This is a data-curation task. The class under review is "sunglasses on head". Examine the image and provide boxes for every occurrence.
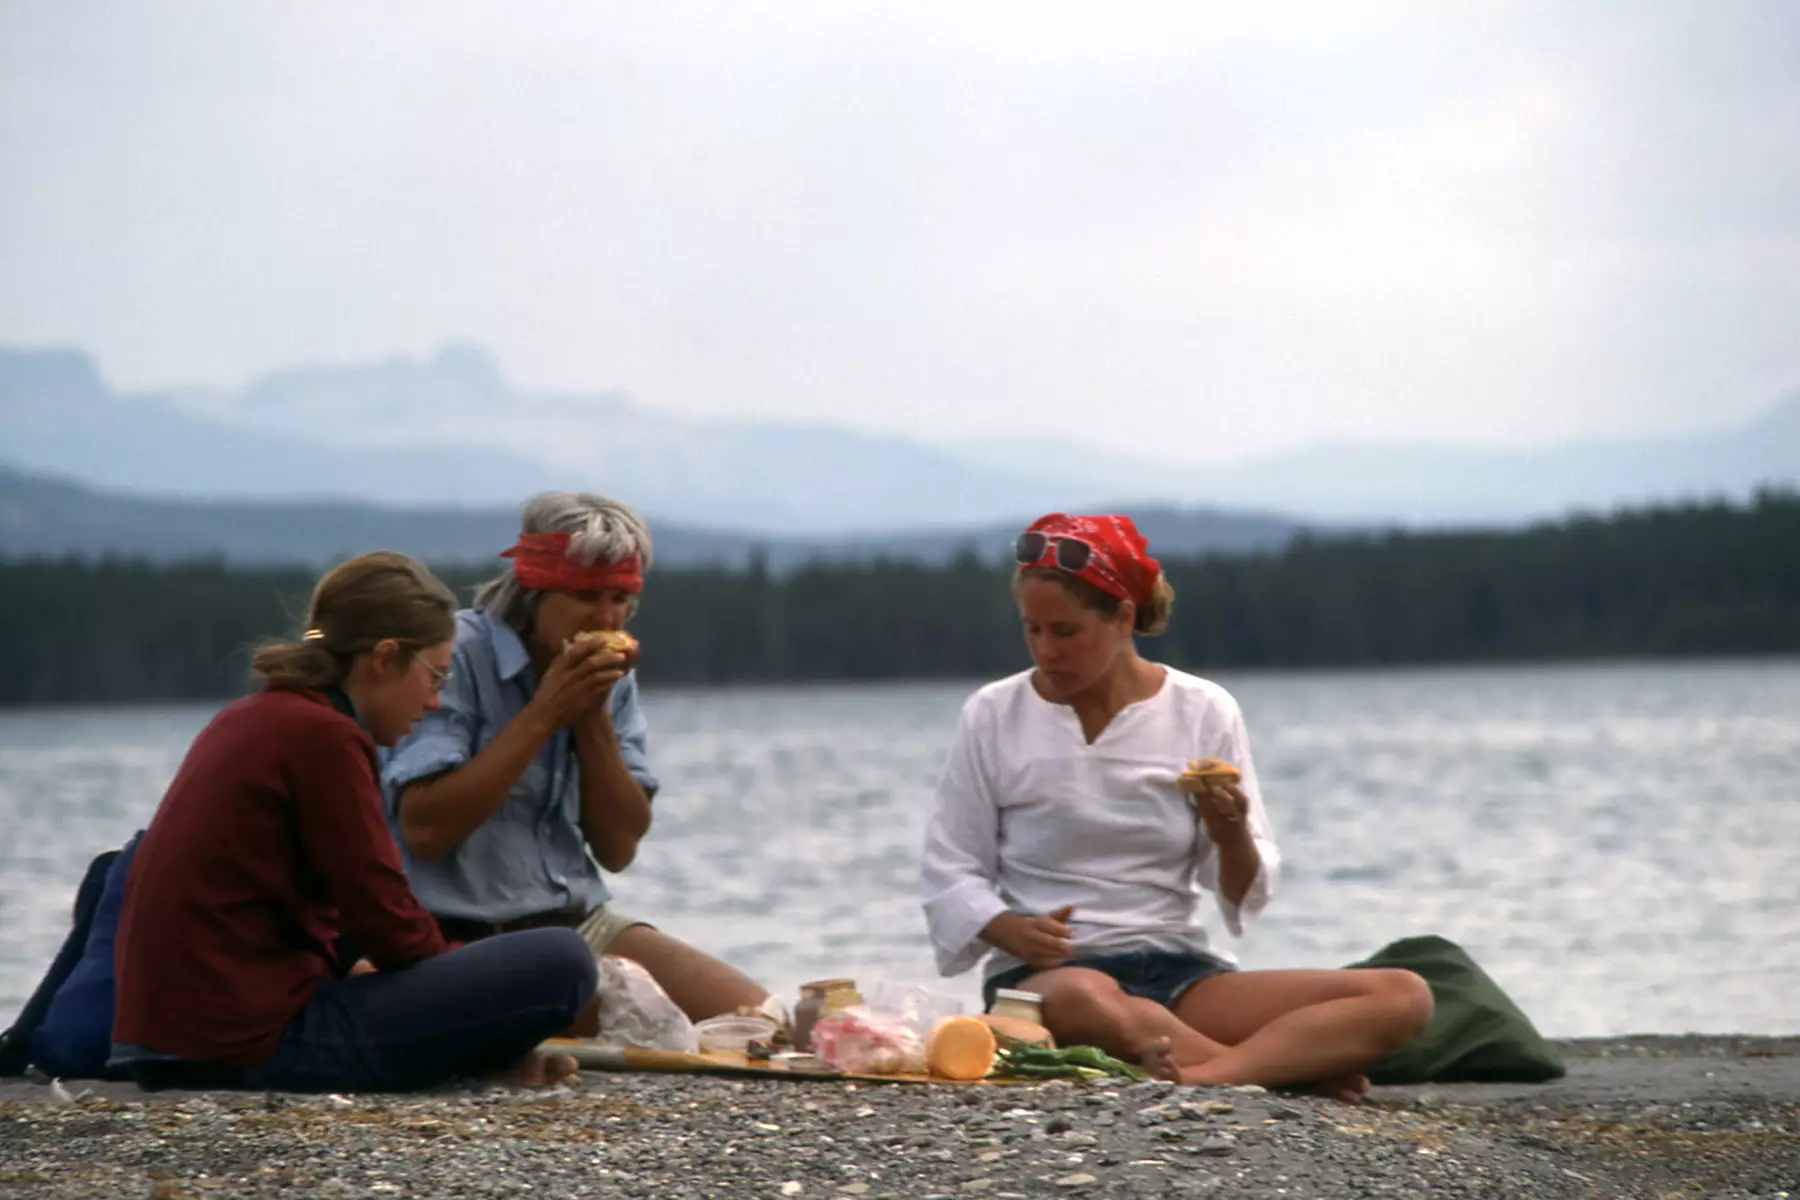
[1014,531,1095,573]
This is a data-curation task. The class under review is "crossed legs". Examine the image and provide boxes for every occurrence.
[1018,965,1432,1100]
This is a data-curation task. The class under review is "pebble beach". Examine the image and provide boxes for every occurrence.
[2,1036,1794,1199]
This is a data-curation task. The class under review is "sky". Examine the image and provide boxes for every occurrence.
[2,2,1798,463]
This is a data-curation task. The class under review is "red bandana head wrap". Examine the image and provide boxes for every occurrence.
[500,532,644,594]
[1019,513,1160,607]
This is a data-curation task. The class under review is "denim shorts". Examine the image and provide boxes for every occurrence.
[983,948,1238,1012]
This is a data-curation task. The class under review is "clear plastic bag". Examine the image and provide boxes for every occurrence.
[866,982,963,1041]
[809,1004,927,1075]
[591,955,698,1053]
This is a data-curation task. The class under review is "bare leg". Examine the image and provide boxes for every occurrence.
[604,925,769,1022]
[1019,967,1232,1079]
[1172,968,1432,1097]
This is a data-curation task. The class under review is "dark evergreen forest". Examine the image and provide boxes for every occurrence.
[4,492,1795,704]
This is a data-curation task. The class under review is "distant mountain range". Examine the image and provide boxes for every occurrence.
[0,345,1094,532]
[952,397,1800,524]
[0,465,1301,570]
[1,343,1795,533]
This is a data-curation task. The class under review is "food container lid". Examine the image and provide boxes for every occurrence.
[992,988,1044,1005]
[694,1013,779,1052]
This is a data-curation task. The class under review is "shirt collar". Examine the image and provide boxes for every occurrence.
[478,608,533,682]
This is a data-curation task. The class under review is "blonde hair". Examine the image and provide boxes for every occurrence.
[252,550,458,689]
[1013,566,1175,636]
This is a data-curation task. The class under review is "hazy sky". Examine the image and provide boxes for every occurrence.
[3,2,1797,462]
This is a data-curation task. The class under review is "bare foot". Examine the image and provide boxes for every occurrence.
[493,1050,580,1088]
[1137,1036,1181,1082]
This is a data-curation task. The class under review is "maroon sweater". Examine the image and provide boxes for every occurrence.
[113,688,450,1067]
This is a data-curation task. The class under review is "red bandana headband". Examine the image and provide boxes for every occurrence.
[1020,512,1160,607]
[500,532,644,594]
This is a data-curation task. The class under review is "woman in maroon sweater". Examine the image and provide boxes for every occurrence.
[112,551,596,1092]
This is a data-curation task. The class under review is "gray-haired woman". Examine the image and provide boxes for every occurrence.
[381,491,771,1026]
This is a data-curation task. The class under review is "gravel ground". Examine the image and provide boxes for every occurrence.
[2,1037,1794,1199]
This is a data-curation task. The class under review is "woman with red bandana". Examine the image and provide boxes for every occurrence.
[920,514,1432,1099]
[381,491,771,1027]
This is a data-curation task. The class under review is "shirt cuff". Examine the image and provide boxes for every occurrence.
[1214,851,1278,938]
[381,742,470,794]
[628,765,661,798]
[925,882,1011,977]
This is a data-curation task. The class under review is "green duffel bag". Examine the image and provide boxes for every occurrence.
[1347,934,1566,1084]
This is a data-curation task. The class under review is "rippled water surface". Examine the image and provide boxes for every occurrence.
[3,660,1796,1036]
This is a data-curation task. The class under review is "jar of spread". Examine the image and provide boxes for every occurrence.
[793,978,862,1052]
[987,987,1045,1027]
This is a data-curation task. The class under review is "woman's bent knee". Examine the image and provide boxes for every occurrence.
[1372,968,1434,1042]
[509,927,600,1019]
[1035,971,1137,1041]
[551,929,601,1011]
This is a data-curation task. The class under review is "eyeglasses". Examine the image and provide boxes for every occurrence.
[1014,531,1095,573]
[423,660,453,694]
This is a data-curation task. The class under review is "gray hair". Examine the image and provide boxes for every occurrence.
[473,491,654,635]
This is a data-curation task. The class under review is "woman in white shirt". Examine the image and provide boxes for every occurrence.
[920,513,1431,1099]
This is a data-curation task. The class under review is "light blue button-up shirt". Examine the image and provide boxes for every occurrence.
[380,608,659,923]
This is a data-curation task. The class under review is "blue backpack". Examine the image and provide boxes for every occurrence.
[0,833,142,1080]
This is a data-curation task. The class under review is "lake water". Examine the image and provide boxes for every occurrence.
[2,660,1796,1038]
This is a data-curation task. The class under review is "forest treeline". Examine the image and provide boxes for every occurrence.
[2,491,1796,704]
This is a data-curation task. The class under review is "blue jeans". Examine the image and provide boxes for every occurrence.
[984,948,1238,1012]
[132,928,597,1093]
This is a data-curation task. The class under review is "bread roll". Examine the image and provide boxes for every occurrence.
[1177,756,1241,792]
[574,629,639,656]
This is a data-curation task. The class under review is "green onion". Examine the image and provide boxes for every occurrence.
[987,1038,1149,1082]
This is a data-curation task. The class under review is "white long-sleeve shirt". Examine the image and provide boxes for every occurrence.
[920,667,1281,982]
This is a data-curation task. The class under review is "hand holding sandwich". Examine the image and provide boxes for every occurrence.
[561,629,652,871]
[1178,757,1253,844]
[529,630,639,730]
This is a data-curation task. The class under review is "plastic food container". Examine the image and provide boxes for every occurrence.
[693,1013,780,1054]
[988,988,1045,1026]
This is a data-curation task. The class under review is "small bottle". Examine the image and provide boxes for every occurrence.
[793,978,862,1053]
[987,987,1045,1027]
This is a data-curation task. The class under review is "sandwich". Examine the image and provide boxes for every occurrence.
[574,629,639,656]
[1176,757,1241,792]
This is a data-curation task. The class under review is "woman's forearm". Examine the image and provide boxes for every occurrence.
[573,713,653,873]
[1211,822,1262,909]
[397,706,556,859]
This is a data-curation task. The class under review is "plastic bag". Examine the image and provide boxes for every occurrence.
[866,982,962,1041]
[809,1004,926,1075]
[591,955,698,1053]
